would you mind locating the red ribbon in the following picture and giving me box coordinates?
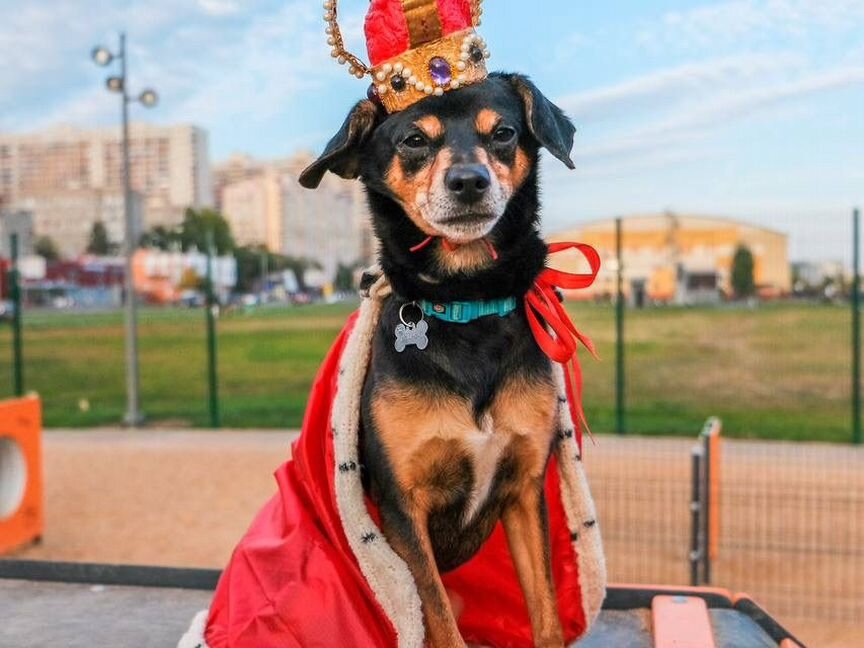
[525,242,601,450]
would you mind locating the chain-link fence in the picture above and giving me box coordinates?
[585,431,864,647]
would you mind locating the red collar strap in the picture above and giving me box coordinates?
[409,237,601,450]
[409,235,499,261]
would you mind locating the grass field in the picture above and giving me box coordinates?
[0,301,854,441]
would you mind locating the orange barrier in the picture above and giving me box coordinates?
[702,417,722,560]
[0,396,43,555]
[653,595,718,648]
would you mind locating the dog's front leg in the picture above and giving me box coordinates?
[380,503,466,648]
[502,484,565,648]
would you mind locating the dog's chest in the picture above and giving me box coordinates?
[366,302,559,518]
[370,374,559,523]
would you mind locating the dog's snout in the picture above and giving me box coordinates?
[445,164,491,203]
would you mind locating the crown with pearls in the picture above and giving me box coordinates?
[324,0,490,113]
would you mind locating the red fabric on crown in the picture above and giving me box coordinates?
[365,0,410,66]
[439,0,474,34]
[366,0,475,65]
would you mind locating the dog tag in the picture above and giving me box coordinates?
[395,302,429,353]
[394,320,429,353]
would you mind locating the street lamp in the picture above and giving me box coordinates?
[91,33,159,427]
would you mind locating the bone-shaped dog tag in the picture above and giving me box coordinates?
[394,320,429,353]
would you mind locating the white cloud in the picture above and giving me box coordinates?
[637,0,864,52]
[559,52,802,121]
[197,0,242,17]
[555,51,864,174]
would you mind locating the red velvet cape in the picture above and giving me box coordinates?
[204,313,591,648]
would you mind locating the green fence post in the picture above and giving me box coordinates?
[853,208,861,445]
[615,217,626,435]
[10,233,24,397]
[206,231,221,429]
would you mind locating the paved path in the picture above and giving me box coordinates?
[7,429,860,647]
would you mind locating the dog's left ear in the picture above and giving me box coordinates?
[507,74,576,170]
[299,99,382,189]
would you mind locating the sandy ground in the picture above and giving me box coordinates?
[8,430,862,647]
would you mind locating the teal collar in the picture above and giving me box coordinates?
[419,297,518,324]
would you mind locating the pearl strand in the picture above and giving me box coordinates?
[323,0,369,79]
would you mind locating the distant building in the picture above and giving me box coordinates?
[550,213,791,305]
[221,170,282,251]
[15,190,143,259]
[212,154,267,213]
[0,208,34,258]
[792,261,846,289]
[219,152,374,283]
[24,256,125,308]
[132,249,237,304]
[0,123,213,253]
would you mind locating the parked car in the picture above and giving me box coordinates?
[0,300,14,322]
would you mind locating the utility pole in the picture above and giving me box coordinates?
[206,231,221,429]
[10,233,23,397]
[853,208,861,445]
[118,34,143,426]
[615,217,626,435]
[92,33,158,427]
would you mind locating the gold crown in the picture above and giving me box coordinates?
[323,0,490,113]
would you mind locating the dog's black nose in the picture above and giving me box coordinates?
[445,164,491,203]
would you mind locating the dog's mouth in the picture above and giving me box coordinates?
[437,212,495,226]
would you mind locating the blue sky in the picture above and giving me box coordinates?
[1,0,862,263]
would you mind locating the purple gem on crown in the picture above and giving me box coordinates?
[429,57,452,86]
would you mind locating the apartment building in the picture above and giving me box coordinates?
[220,153,374,282]
[0,123,212,255]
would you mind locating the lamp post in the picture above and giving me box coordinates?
[92,34,159,427]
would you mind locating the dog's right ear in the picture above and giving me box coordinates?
[299,100,381,189]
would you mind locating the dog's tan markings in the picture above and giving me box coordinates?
[475,108,502,136]
[492,375,564,648]
[502,487,565,648]
[386,149,456,238]
[386,157,437,235]
[371,382,475,497]
[491,375,558,480]
[433,239,494,275]
[372,383,471,647]
[415,115,444,140]
[476,145,532,198]
[382,508,467,648]
[512,146,532,190]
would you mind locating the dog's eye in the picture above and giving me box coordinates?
[492,126,517,143]
[402,133,429,149]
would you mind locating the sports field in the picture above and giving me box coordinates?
[0,301,853,441]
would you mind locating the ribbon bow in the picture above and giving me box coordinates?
[525,242,601,450]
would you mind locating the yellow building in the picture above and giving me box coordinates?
[550,214,790,304]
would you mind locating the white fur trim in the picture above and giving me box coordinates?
[330,277,426,648]
[177,609,209,648]
[552,363,608,627]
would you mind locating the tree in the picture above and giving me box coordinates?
[178,208,235,255]
[139,225,180,251]
[233,244,320,293]
[86,221,112,255]
[334,262,360,292]
[731,245,755,299]
[34,236,61,261]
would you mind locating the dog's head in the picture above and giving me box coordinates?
[300,73,575,248]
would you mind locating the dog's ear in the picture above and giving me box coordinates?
[507,74,576,170]
[299,99,381,189]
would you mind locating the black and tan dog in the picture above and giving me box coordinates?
[300,72,577,648]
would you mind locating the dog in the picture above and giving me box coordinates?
[300,72,577,648]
